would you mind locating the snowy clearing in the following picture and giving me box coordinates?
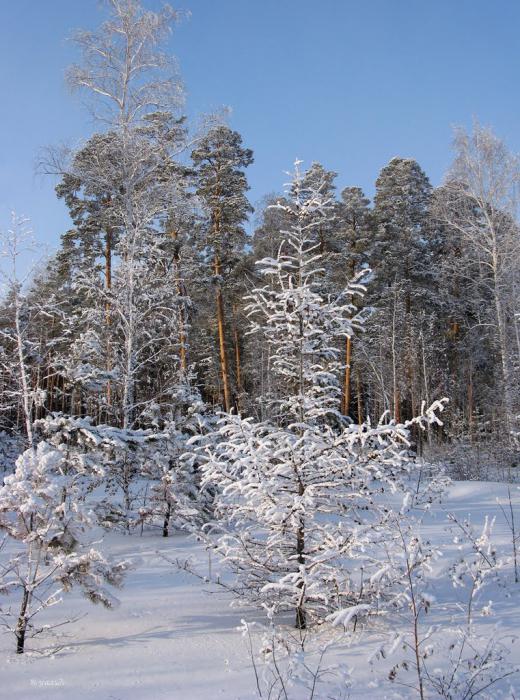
[1,479,519,700]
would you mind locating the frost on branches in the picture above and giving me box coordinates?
[200,162,448,630]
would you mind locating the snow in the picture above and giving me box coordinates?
[1,480,519,699]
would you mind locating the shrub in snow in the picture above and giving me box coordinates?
[374,514,518,699]
[497,486,520,584]
[240,618,352,700]
[140,381,216,536]
[139,420,205,537]
[0,441,131,653]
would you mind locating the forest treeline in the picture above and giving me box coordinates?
[1,0,519,474]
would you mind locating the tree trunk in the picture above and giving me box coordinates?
[356,369,363,423]
[295,519,306,630]
[122,339,135,430]
[105,227,113,411]
[420,330,432,447]
[233,305,242,412]
[163,502,171,538]
[14,298,34,450]
[214,254,232,412]
[170,229,188,373]
[391,289,400,422]
[178,309,188,374]
[295,481,306,630]
[493,269,514,438]
[16,588,30,654]
[467,361,474,442]
[342,336,352,416]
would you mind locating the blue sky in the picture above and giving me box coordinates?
[1,0,519,250]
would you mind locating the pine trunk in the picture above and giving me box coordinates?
[214,254,232,412]
[295,520,306,630]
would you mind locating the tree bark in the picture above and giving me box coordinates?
[16,588,30,654]
[105,227,113,410]
[214,253,232,412]
[295,515,306,630]
[342,336,352,416]
[163,502,171,538]
[233,305,242,412]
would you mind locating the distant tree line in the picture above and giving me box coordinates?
[1,0,519,471]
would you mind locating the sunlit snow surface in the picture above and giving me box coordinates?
[1,480,519,699]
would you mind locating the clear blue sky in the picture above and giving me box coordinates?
[1,0,519,249]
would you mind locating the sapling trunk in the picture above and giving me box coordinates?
[163,502,171,538]
[342,336,352,416]
[15,588,30,654]
[295,514,306,630]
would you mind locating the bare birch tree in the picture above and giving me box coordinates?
[437,123,520,440]
[66,0,191,428]
[0,215,47,449]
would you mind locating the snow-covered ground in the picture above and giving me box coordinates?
[1,480,519,699]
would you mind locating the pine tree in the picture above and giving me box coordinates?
[370,157,435,423]
[191,126,253,411]
[0,439,130,653]
[336,186,374,419]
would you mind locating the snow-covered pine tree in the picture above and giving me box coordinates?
[38,413,154,532]
[37,389,211,538]
[247,194,297,419]
[200,161,447,630]
[36,413,165,533]
[335,186,374,419]
[245,161,370,427]
[0,439,131,653]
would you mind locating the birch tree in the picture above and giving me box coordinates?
[437,123,520,440]
[66,0,191,428]
[0,215,50,449]
[67,0,182,130]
